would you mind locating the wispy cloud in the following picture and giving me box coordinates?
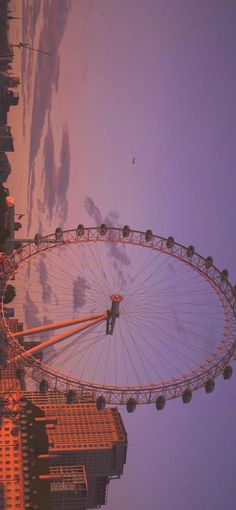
[21,0,42,137]
[23,292,55,345]
[42,117,56,221]
[85,197,131,267]
[23,290,41,329]
[55,125,70,222]
[26,0,72,233]
[42,118,70,225]
[39,254,52,304]
[73,276,90,310]
[84,197,103,225]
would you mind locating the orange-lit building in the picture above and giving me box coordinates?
[0,318,25,392]
[0,391,127,510]
[0,391,25,510]
[0,316,127,510]
[23,392,127,509]
[0,318,29,510]
[0,315,127,509]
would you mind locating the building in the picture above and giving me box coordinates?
[0,306,127,509]
[22,392,127,509]
[0,152,11,182]
[0,317,25,392]
[0,390,127,510]
[0,126,14,152]
[0,319,127,510]
[0,390,25,510]
[0,75,19,89]
[0,88,19,125]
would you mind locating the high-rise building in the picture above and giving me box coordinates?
[22,392,127,509]
[0,317,127,510]
[0,317,25,392]
[0,389,26,510]
[0,391,127,510]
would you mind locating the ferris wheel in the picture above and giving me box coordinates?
[1,225,236,411]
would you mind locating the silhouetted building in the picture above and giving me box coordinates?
[0,74,19,89]
[0,89,19,124]
[0,126,14,152]
[0,152,11,182]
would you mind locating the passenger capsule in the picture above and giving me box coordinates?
[39,379,49,394]
[186,245,195,258]
[34,233,41,247]
[126,398,136,413]
[155,395,166,410]
[96,396,106,411]
[166,236,174,249]
[220,269,229,282]
[205,379,215,394]
[182,389,192,404]
[16,367,25,381]
[76,224,85,237]
[223,365,233,380]
[66,389,77,404]
[122,225,130,238]
[205,256,213,270]
[145,229,153,242]
[99,224,107,236]
[55,227,63,241]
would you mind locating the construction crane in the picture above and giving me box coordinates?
[13,42,53,57]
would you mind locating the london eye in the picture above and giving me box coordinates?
[1,226,235,411]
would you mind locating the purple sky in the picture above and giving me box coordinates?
[8,0,236,509]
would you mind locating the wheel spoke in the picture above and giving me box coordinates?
[2,226,234,405]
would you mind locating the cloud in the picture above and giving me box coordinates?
[28,0,71,168]
[22,1,42,47]
[42,118,70,225]
[23,292,56,347]
[55,125,70,223]
[84,197,131,267]
[21,1,46,138]
[108,239,130,267]
[37,199,46,214]
[42,117,57,221]
[39,254,52,304]
[73,276,90,310]
[23,290,41,329]
[26,0,72,233]
[84,197,103,225]
[23,289,57,365]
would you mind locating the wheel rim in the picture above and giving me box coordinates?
[2,227,236,404]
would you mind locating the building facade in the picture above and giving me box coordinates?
[22,393,127,509]
[0,391,127,510]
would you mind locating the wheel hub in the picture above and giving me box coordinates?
[106,294,122,335]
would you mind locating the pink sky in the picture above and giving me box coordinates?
[7,1,236,509]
